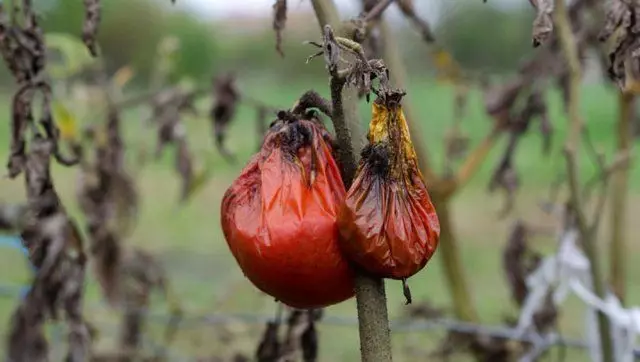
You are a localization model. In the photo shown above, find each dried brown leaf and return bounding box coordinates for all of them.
[599,0,640,89]
[9,134,90,361]
[530,0,554,47]
[211,73,239,163]
[502,221,542,305]
[256,322,281,362]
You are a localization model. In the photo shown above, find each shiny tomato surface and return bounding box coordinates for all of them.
[221,119,355,309]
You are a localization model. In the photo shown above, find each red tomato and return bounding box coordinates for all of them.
[338,98,440,280]
[221,117,355,309]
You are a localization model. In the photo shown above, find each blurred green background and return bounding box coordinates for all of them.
[0,0,636,361]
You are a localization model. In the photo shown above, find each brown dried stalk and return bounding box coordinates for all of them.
[82,0,101,57]
[554,0,614,360]
[273,0,287,57]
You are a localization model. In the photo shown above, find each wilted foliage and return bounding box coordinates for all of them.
[0,3,80,178]
[77,106,138,305]
[211,73,240,163]
[255,308,322,362]
[529,0,554,47]
[478,0,602,217]
[118,248,173,359]
[486,88,551,217]
[599,0,640,89]
[273,0,288,57]
[7,134,90,362]
[502,221,543,306]
[150,87,205,202]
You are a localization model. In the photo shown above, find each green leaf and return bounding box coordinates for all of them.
[46,33,97,78]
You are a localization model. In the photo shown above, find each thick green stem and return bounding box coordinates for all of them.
[431,197,479,322]
[554,0,613,360]
[610,92,633,303]
[310,1,392,361]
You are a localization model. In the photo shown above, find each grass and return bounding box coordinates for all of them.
[0,76,638,361]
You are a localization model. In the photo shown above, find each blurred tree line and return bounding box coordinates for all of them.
[0,0,535,87]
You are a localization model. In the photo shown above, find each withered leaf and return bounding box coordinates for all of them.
[530,0,554,47]
[211,73,239,163]
[82,0,101,57]
[273,0,287,57]
[278,310,320,362]
[502,221,541,305]
[9,134,90,362]
[118,248,171,356]
[256,321,281,362]
[600,0,640,89]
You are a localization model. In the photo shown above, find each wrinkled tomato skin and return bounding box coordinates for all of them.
[338,167,440,280]
[221,121,355,309]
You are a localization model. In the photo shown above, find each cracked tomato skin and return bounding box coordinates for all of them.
[221,119,355,309]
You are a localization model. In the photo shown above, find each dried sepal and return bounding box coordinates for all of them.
[82,0,101,57]
[273,0,287,57]
[530,0,554,47]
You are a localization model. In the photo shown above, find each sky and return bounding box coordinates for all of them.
[178,0,521,24]
[181,0,359,18]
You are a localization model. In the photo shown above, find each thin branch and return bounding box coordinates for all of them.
[554,0,614,360]
[363,0,395,22]
[451,126,501,196]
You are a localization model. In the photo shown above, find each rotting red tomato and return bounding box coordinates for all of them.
[337,90,440,296]
[220,112,355,309]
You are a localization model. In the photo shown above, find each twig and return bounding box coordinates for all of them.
[452,126,501,195]
[553,0,614,361]
[363,0,395,22]
[309,1,393,361]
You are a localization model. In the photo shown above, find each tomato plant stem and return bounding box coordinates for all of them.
[310,1,393,361]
